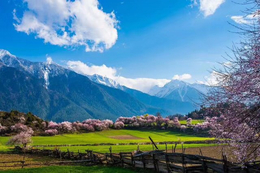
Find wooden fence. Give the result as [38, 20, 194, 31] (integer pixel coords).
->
[4, 147, 258, 173]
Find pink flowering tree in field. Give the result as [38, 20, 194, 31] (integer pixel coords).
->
[180, 125, 187, 132]
[186, 118, 192, 127]
[44, 129, 58, 136]
[81, 124, 95, 132]
[59, 121, 73, 133]
[48, 121, 59, 129]
[10, 123, 28, 132]
[205, 0, 260, 163]
[7, 129, 34, 150]
[114, 121, 124, 129]
[103, 119, 113, 128]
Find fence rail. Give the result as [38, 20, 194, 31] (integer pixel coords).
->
[2, 146, 259, 173]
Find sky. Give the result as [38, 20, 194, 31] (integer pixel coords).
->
[0, 0, 251, 92]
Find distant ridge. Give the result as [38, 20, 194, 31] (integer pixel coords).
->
[0, 49, 164, 122]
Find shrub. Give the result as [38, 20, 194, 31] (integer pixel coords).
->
[114, 121, 124, 129]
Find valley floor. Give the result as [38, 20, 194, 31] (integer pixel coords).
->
[0, 129, 218, 172]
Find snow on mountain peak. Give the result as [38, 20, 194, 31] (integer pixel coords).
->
[0, 49, 15, 59]
[46, 57, 53, 65]
[87, 74, 123, 89]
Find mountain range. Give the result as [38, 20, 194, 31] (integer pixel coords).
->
[0, 49, 209, 122]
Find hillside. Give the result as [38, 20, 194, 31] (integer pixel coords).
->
[0, 50, 163, 121]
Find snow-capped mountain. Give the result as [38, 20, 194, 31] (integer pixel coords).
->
[150, 80, 187, 98]
[0, 49, 66, 89]
[189, 83, 210, 95]
[87, 74, 123, 90]
[0, 49, 166, 121]
[74, 64, 210, 104]
[148, 79, 212, 103]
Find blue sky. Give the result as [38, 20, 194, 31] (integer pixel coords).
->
[0, 0, 248, 92]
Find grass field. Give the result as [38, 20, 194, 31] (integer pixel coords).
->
[0, 129, 214, 154]
[0, 129, 212, 147]
[0, 166, 137, 173]
[179, 120, 204, 125]
[0, 144, 11, 153]
[43, 143, 217, 153]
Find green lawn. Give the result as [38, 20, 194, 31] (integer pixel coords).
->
[0, 129, 213, 153]
[0, 166, 136, 173]
[179, 120, 204, 125]
[0, 143, 11, 153]
[35, 130, 209, 145]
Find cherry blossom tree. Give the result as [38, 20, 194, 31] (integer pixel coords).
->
[44, 129, 58, 136]
[7, 129, 34, 149]
[206, 0, 260, 163]
[114, 121, 124, 129]
[186, 118, 192, 127]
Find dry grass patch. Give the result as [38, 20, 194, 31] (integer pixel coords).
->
[0, 154, 60, 170]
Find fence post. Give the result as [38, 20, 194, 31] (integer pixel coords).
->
[222, 154, 229, 173]
[153, 153, 158, 172]
[142, 155, 146, 169]
[120, 153, 124, 167]
[109, 147, 113, 164]
[21, 161, 25, 169]
[59, 150, 62, 160]
[165, 143, 168, 153]
[165, 154, 171, 173]
[174, 143, 177, 153]
[67, 149, 70, 159]
[131, 153, 134, 168]
[199, 148, 207, 173]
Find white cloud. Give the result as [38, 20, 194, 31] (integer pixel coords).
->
[14, 0, 118, 52]
[172, 74, 192, 80]
[191, 0, 225, 17]
[231, 12, 259, 25]
[115, 77, 170, 93]
[66, 61, 193, 93]
[198, 71, 223, 86]
[67, 61, 117, 79]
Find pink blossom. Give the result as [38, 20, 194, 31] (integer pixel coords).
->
[48, 121, 59, 129]
[11, 123, 29, 132]
[59, 121, 73, 132]
[114, 121, 124, 129]
[7, 129, 34, 149]
[45, 129, 58, 136]
[81, 124, 95, 132]
[180, 125, 187, 132]
[187, 118, 192, 127]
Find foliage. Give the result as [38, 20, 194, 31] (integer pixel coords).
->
[114, 121, 124, 129]
[7, 128, 33, 149]
[205, 0, 260, 163]
[0, 111, 208, 137]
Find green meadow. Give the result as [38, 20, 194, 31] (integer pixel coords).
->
[179, 120, 204, 125]
[0, 129, 213, 153]
[43, 143, 217, 153]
